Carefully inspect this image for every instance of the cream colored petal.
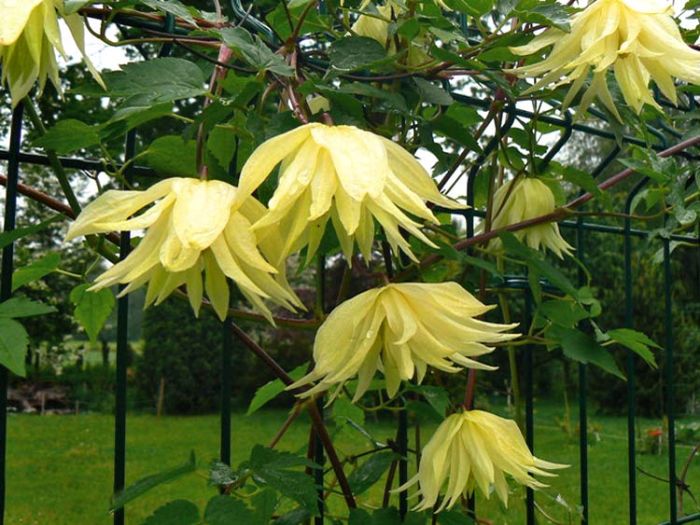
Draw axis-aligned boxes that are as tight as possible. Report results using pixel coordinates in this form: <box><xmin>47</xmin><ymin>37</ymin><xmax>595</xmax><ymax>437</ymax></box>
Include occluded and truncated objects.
<box><xmin>0</xmin><ymin>0</ymin><xmax>44</xmax><ymax>45</ymax></box>
<box><xmin>203</xmin><ymin>251</ymin><xmax>229</xmax><ymax>321</ymax></box>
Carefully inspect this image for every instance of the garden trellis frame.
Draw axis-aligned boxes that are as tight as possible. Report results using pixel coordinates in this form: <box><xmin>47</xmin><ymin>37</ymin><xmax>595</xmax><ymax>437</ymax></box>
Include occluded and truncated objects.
<box><xmin>1</xmin><ymin>2</ymin><xmax>700</xmax><ymax>524</ymax></box>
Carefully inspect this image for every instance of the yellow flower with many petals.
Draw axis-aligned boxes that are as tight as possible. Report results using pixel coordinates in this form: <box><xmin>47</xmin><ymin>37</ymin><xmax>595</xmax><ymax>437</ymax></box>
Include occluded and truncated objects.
<box><xmin>509</xmin><ymin>0</ymin><xmax>700</xmax><ymax>117</ymax></box>
<box><xmin>398</xmin><ymin>410</ymin><xmax>567</xmax><ymax>511</ymax></box>
<box><xmin>65</xmin><ymin>178</ymin><xmax>302</xmax><ymax>322</ymax></box>
<box><xmin>0</xmin><ymin>0</ymin><xmax>103</xmax><ymax>107</ymax></box>
<box><xmin>236</xmin><ymin>123</ymin><xmax>463</xmax><ymax>264</ymax></box>
<box><xmin>288</xmin><ymin>282</ymin><xmax>517</xmax><ymax>400</ymax></box>
<box><xmin>487</xmin><ymin>177</ymin><xmax>573</xmax><ymax>258</ymax></box>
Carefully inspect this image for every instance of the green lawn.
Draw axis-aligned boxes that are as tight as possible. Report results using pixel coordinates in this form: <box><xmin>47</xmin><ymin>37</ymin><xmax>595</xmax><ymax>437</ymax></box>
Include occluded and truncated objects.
<box><xmin>5</xmin><ymin>405</ymin><xmax>699</xmax><ymax>524</ymax></box>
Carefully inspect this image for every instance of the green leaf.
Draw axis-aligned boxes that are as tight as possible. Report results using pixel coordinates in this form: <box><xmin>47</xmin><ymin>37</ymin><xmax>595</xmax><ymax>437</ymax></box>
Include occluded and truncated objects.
<box><xmin>333</xmin><ymin>396</ymin><xmax>365</xmax><ymax>426</ymax></box>
<box><xmin>0</xmin><ymin>297</ymin><xmax>56</xmax><ymax>318</ymax></box>
<box><xmin>143</xmin><ymin>136</ymin><xmax>197</xmax><ymax>177</ymax></box>
<box><xmin>409</xmin><ymin>384</ymin><xmax>449</xmax><ymax>417</ymax></box>
<box><xmin>328</xmin><ymin>37</ymin><xmax>387</xmax><ymax>71</ymax></box>
<box><xmin>141</xmin><ymin>500</ymin><xmax>200</xmax><ymax>525</ymax></box>
<box><xmin>12</xmin><ymin>252</ymin><xmax>61</xmax><ymax>291</ymax></box>
<box><xmin>104</xmin><ymin>58</ymin><xmax>206</xmax><ymax>103</ymax></box>
<box><xmin>204</xmin><ymin>495</ymin><xmax>253</xmax><ymax>525</ymax></box>
<box><xmin>606</xmin><ymin>328</ymin><xmax>659</xmax><ymax>368</ymax></box>
<box><xmin>220</xmin><ymin>28</ymin><xmax>294</xmax><ymax>76</ymax></box>
<box><xmin>247</xmin><ymin>364</ymin><xmax>307</xmax><ymax>415</ymax></box>
<box><xmin>349</xmin><ymin>508</ymin><xmax>426</xmax><ymax>525</ymax></box>
<box><xmin>413</xmin><ymin>78</ymin><xmax>453</xmax><ymax>106</ymax></box>
<box><xmin>348</xmin><ymin>451</ymin><xmax>395</xmax><ymax>496</ymax></box>
<box><xmin>141</xmin><ymin>0</ymin><xmax>199</xmax><ymax>25</ymax></box>
<box><xmin>515</xmin><ymin>0</ymin><xmax>571</xmax><ymax>31</ymax></box>
<box><xmin>69</xmin><ymin>284</ymin><xmax>115</xmax><ymax>344</ymax></box>
<box><xmin>538</xmin><ymin>300</ymin><xmax>589</xmax><ymax>328</ymax></box>
<box><xmin>248</xmin><ymin>445</ymin><xmax>314</xmax><ymax>471</ymax></box>
<box><xmin>33</xmin><ymin>119</ymin><xmax>101</xmax><ymax>154</ymax></box>
<box><xmin>445</xmin><ymin>0</ymin><xmax>493</xmax><ymax>17</ymax></box>
<box><xmin>0</xmin><ymin>318</ymin><xmax>28</xmax><ymax>377</ymax></box>
<box><xmin>250</xmin><ymin>490</ymin><xmax>278</xmax><ymax>525</ymax></box>
<box><xmin>549</xmin><ymin>326</ymin><xmax>624</xmax><ymax>378</ymax></box>
<box><xmin>0</xmin><ymin>216</ymin><xmax>62</xmax><ymax>251</ymax></box>
<box><xmin>111</xmin><ymin>452</ymin><xmax>196</xmax><ymax>511</ymax></box>
<box><xmin>274</xmin><ymin>508</ymin><xmax>310</xmax><ymax>525</ymax></box>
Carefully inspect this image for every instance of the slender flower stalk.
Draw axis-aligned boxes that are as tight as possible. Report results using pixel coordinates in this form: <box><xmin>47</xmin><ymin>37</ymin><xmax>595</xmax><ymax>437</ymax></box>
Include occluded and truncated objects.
<box><xmin>236</xmin><ymin>123</ymin><xmax>464</xmax><ymax>264</ymax></box>
<box><xmin>487</xmin><ymin>177</ymin><xmax>573</xmax><ymax>258</ymax></box>
<box><xmin>65</xmin><ymin>178</ymin><xmax>302</xmax><ymax>322</ymax></box>
<box><xmin>398</xmin><ymin>410</ymin><xmax>567</xmax><ymax>511</ymax></box>
<box><xmin>288</xmin><ymin>282</ymin><xmax>518</xmax><ymax>401</ymax></box>
<box><xmin>0</xmin><ymin>0</ymin><xmax>103</xmax><ymax>106</ymax></box>
<box><xmin>509</xmin><ymin>0</ymin><xmax>700</xmax><ymax>117</ymax></box>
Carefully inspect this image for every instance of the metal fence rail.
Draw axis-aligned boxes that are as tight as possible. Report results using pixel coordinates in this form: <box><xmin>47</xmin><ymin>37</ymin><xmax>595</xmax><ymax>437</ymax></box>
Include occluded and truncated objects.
<box><xmin>0</xmin><ymin>3</ymin><xmax>699</xmax><ymax>524</ymax></box>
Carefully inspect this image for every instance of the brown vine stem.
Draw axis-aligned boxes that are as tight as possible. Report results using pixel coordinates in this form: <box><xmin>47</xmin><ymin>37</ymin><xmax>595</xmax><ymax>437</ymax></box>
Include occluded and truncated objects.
<box><xmin>398</xmin><ymin>134</ymin><xmax>700</xmax><ymax>281</ymax></box>
<box><xmin>228</xmin><ymin>322</ymin><xmax>357</xmax><ymax>509</ymax></box>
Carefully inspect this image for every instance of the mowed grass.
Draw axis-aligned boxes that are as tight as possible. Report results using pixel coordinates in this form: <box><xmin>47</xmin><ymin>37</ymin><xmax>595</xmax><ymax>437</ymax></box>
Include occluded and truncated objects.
<box><xmin>5</xmin><ymin>404</ymin><xmax>700</xmax><ymax>524</ymax></box>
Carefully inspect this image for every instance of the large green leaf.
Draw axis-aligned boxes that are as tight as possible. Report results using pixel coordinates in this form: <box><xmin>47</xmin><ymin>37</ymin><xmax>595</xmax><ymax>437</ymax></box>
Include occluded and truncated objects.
<box><xmin>141</xmin><ymin>500</ymin><xmax>200</xmax><ymax>525</ymax></box>
<box><xmin>204</xmin><ymin>495</ymin><xmax>253</xmax><ymax>525</ymax></box>
<box><xmin>104</xmin><ymin>58</ymin><xmax>207</xmax><ymax>103</ymax></box>
<box><xmin>0</xmin><ymin>297</ymin><xmax>56</xmax><ymax>318</ymax></box>
<box><xmin>219</xmin><ymin>28</ymin><xmax>294</xmax><ymax>76</ymax></box>
<box><xmin>606</xmin><ymin>328</ymin><xmax>660</xmax><ymax>368</ymax></box>
<box><xmin>348</xmin><ymin>451</ymin><xmax>396</xmax><ymax>496</ymax></box>
<box><xmin>33</xmin><ymin>119</ymin><xmax>101</xmax><ymax>154</ymax></box>
<box><xmin>0</xmin><ymin>318</ymin><xmax>28</xmax><ymax>377</ymax></box>
<box><xmin>328</xmin><ymin>37</ymin><xmax>388</xmax><ymax>71</ymax></box>
<box><xmin>143</xmin><ymin>136</ymin><xmax>197</xmax><ymax>177</ymax></box>
<box><xmin>141</xmin><ymin>0</ymin><xmax>199</xmax><ymax>25</ymax></box>
<box><xmin>111</xmin><ymin>452</ymin><xmax>196</xmax><ymax>511</ymax></box>
<box><xmin>70</xmin><ymin>284</ymin><xmax>115</xmax><ymax>344</ymax></box>
<box><xmin>549</xmin><ymin>326</ymin><xmax>624</xmax><ymax>378</ymax></box>
<box><xmin>0</xmin><ymin>216</ymin><xmax>62</xmax><ymax>251</ymax></box>
<box><xmin>12</xmin><ymin>252</ymin><xmax>61</xmax><ymax>291</ymax></box>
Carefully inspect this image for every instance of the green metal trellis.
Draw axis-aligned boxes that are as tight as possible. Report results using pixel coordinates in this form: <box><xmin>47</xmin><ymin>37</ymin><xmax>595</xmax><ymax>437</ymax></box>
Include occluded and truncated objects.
<box><xmin>0</xmin><ymin>2</ymin><xmax>699</xmax><ymax>524</ymax></box>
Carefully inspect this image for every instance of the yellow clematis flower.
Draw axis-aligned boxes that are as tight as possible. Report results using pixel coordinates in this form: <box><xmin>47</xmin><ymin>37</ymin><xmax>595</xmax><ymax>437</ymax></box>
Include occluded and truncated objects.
<box><xmin>65</xmin><ymin>178</ymin><xmax>302</xmax><ymax>322</ymax></box>
<box><xmin>0</xmin><ymin>0</ymin><xmax>103</xmax><ymax>107</ymax></box>
<box><xmin>398</xmin><ymin>410</ymin><xmax>567</xmax><ymax>511</ymax></box>
<box><xmin>509</xmin><ymin>0</ymin><xmax>700</xmax><ymax>117</ymax></box>
<box><xmin>236</xmin><ymin>123</ymin><xmax>463</xmax><ymax>264</ymax></box>
<box><xmin>487</xmin><ymin>177</ymin><xmax>573</xmax><ymax>258</ymax></box>
<box><xmin>288</xmin><ymin>282</ymin><xmax>518</xmax><ymax>400</ymax></box>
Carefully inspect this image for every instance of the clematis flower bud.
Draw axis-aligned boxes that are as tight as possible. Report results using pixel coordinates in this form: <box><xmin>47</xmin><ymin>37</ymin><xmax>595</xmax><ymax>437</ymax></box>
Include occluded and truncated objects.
<box><xmin>288</xmin><ymin>282</ymin><xmax>517</xmax><ymax>400</ymax></box>
<box><xmin>0</xmin><ymin>0</ymin><xmax>103</xmax><ymax>106</ymax></box>
<box><xmin>488</xmin><ymin>177</ymin><xmax>573</xmax><ymax>258</ymax></box>
<box><xmin>509</xmin><ymin>0</ymin><xmax>700</xmax><ymax>118</ymax></box>
<box><xmin>398</xmin><ymin>410</ymin><xmax>567</xmax><ymax>511</ymax></box>
<box><xmin>66</xmin><ymin>178</ymin><xmax>302</xmax><ymax>322</ymax></box>
<box><xmin>236</xmin><ymin>123</ymin><xmax>463</xmax><ymax>264</ymax></box>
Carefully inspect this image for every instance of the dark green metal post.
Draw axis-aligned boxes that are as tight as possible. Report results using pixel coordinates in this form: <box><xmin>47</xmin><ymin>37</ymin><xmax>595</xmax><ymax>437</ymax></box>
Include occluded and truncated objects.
<box><xmin>114</xmin><ymin>130</ymin><xmax>136</xmax><ymax>525</ymax></box>
<box><xmin>0</xmin><ymin>103</ymin><xmax>24</xmax><ymax>525</ymax></box>
<box><xmin>398</xmin><ymin>406</ymin><xmax>408</xmax><ymax>519</ymax></box>
<box><xmin>576</xmin><ymin>215</ymin><xmax>589</xmax><ymax>524</ymax></box>
<box><xmin>664</xmin><ymin>239</ymin><xmax>677</xmax><ymax>524</ymax></box>
<box><xmin>220</xmin><ymin>319</ymin><xmax>232</xmax><ymax>465</ymax></box>
<box><xmin>524</xmin><ymin>291</ymin><xmax>535</xmax><ymax>525</ymax></box>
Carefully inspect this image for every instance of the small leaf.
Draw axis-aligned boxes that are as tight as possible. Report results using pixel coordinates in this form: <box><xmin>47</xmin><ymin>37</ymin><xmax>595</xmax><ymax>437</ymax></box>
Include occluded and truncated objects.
<box><xmin>12</xmin><ymin>252</ymin><xmax>61</xmax><ymax>291</ymax></box>
<box><xmin>220</xmin><ymin>28</ymin><xmax>294</xmax><ymax>76</ymax></box>
<box><xmin>247</xmin><ymin>364</ymin><xmax>307</xmax><ymax>415</ymax></box>
<box><xmin>607</xmin><ymin>328</ymin><xmax>659</xmax><ymax>368</ymax></box>
<box><xmin>34</xmin><ymin>119</ymin><xmax>101</xmax><ymax>154</ymax></box>
<box><xmin>143</xmin><ymin>136</ymin><xmax>197</xmax><ymax>177</ymax></box>
<box><xmin>0</xmin><ymin>318</ymin><xmax>28</xmax><ymax>377</ymax></box>
<box><xmin>250</xmin><ymin>490</ymin><xmax>278</xmax><ymax>525</ymax></box>
<box><xmin>274</xmin><ymin>508</ymin><xmax>310</xmax><ymax>525</ymax></box>
<box><xmin>141</xmin><ymin>500</ymin><xmax>200</xmax><ymax>525</ymax></box>
<box><xmin>413</xmin><ymin>78</ymin><xmax>454</xmax><ymax>106</ymax></box>
<box><xmin>111</xmin><ymin>452</ymin><xmax>196</xmax><ymax>511</ymax></box>
<box><xmin>104</xmin><ymin>58</ymin><xmax>206</xmax><ymax>103</ymax></box>
<box><xmin>333</xmin><ymin>396</ymin><xmax>365</xmax><ymax>426</ymax></box>
<box><xmin>348</xmin><ymin>451</ymin><xmax>395</xmax><ymax>495</ymax></box>
<box><xmin>328</xmin><ymin>37</ymin><xmax>387</xmax><ymax>71</ymax></box>
<box><xmin>0</xmin><ymin>216</ymin><xmax>62</xmax><ymax>251</ymax></box>
<box><xmin>141</xmin><ymin>0</ymin><xmax>200</xmax><ymax>25</ymax></box>
<box><xmin>70</xmin><ymin>284</ymin><xmax>115</xmax><ymax>344</ymax></box>
<box><xmin>549</xmin><ymin>326</ymin><xmax>624</xmax><ymax>378</ymax></box>
<box><xmin>0</xmin><ymin>297</ymin><xmax>56</xmax><ymax>318</ymax></box>
<box><xmin>438</xmin><ymin>509</ymin><xmax>476</xmax><ymax>524</ymax></box>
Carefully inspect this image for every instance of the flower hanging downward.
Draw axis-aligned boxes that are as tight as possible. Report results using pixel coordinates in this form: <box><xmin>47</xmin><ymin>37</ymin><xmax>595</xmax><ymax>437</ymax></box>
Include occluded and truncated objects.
<box><xmin>236</xmin><ymin>123</ymin><xmax>463</xmax><ymax>264</ymax></box>
<box><xmin>288</xmin><ymin>282</ymin><xmax>518</xmax><ymax>400</ymax></box>
<box><xmin>509</xmin><ymin>0</ymin><xmax>700</xmax><ymax>117</ymax></box>
<box><xmin>487</xmin><ymin>177</ymin><xmax>573</xmax><ymax>258</ymax></box>
<box><xmin>65</xmin><ymin>178</ymin><xmax>302</xmax><ymax>322</ymax></box>
<box><xmin>398</xmin><ymin>410</ymin><xmax>567</xmax><ymax>512</ymax></box>
<box><xmin>0</xmin><ymin>0</ymin><xmax>103</xmax><ymax>106</ymax></box>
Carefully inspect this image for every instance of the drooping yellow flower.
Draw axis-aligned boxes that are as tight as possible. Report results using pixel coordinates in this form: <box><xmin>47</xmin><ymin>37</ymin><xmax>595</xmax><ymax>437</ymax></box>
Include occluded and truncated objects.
<box><xmin>0</xmin><ymin>0</ymin><xmax>103</xmax><ymax>106</ymax></box>
<box><xmin>398</xmin><ymin>410</ymin><xmax>567</xmax><ymax>511</ymax></box>
<box><xmin>509</xmin><ymin>0</ymin><xmax>700</xmax><ymax>117</ymax></box>
<box><xmin>65</xmin><ymin>178</ymin><xmax>302</xmax><ymax>322</ymax></box>
<box><xmin>236</xmin><ymin>123</ymin><xmax>463</xmax><ymax>264</ymax></box>
<box><xmin>487</xmin><ymin>177</ymin><xmax>573</xmax><ymax>258</ymax></box>
<box><xmin>288</xmin><ymin>282</ymin><xmax>517</xmax><ymax>400</ymax></box>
